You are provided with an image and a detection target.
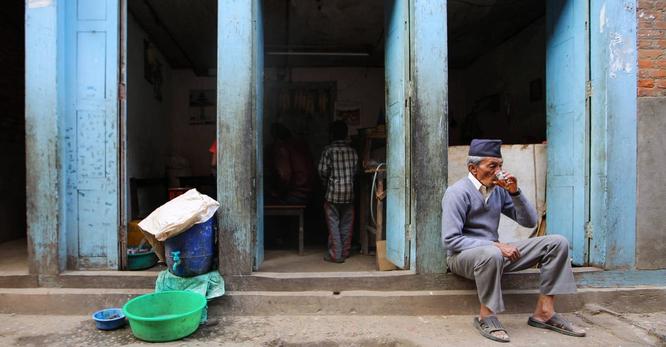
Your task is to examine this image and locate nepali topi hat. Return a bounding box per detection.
[469,139,502,158]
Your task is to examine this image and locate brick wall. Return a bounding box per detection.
[638,0,666,97]
[637,1,666,269]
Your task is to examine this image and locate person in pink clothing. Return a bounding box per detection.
[209,140,217,175]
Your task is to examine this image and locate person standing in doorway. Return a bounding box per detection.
[442,139,585,343]
[318,121,358,263]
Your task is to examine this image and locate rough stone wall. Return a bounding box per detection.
[0,2,26,243]
[636,0,666,269]
[638,0,666,97]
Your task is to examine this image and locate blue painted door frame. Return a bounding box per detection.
[25,0,62,275]
[243,0,414,271]
[385,0,411,269]
[253,0,265,270]
[589,0,637,269]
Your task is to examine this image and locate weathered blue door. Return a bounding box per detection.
[385,0,410,269]
[64,0,120,269]
[546,0,589,265]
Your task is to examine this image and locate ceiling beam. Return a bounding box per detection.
[143,0,205,74]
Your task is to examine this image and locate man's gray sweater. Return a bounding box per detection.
[441,177,538,256]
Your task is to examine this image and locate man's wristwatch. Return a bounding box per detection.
[509,189,521,197]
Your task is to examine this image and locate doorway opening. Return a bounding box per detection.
[447,0,548,244]
[448,0,546,146]
[0,1,27,274]
[123,0,218,270]
[259,0,387,272]
[448,0,591,265]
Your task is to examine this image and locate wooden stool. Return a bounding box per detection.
[264,205,306,255]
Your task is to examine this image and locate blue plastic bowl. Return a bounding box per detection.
[92,308,126,330]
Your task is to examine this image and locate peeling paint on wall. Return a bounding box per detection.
[600,3,606,33]
[28,0,53,9]
[609,33,634,78]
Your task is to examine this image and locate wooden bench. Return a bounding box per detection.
[264,205,306,256]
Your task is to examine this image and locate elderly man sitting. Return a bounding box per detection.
[441,139,585,343]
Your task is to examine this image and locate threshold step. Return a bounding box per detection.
[227,267,602,292]
[0,267,602,291]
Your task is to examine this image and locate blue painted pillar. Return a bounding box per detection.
[25,0,63,275]
[412,0,448,273]
[217,0,258,275]
[589,0,637,269]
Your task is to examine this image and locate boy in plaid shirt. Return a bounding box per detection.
[318,121,358,263]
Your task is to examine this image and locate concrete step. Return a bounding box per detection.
[0,272,37,288]
[213,286,666,316]
[0,267,603,291]
[0,288,151,315]
[2,268,663,317]
[0,271,158,289]
[1,286,664,316]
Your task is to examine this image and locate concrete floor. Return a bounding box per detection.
[0,238,166,274]
[0,238,28,274]
[0,310,663,346]
[0,239,380,273]
[260,247,377,272]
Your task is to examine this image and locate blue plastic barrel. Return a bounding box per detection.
[165,216,215,277]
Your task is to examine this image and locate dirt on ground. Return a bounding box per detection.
[0,308,664,347]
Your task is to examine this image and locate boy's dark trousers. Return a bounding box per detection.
[323,201,354,261]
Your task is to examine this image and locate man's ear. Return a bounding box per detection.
[468,164,477,175]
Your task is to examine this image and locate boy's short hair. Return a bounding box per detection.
[331,121,348,141]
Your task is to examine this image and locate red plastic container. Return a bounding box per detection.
[167,188,190,200]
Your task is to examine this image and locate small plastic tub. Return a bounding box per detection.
[92,308,126,330]
[127,248,158,270]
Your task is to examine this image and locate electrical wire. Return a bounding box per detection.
[369,162,385,226]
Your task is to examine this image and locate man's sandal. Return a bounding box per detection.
[527,313,586,337]
[473,316,510,343]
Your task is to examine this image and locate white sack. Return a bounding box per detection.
[138,188,219,241]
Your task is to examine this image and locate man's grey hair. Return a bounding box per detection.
[467,156,483,166]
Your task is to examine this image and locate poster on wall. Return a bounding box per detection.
[335,101,361,126]
[144,40,163,101]
[188,90,216,125]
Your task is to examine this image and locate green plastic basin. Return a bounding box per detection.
[123,291,206,342]
[126,249,157,270]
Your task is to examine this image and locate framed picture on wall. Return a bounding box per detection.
[188,90,216,125]
[144,40,163,100]
[335,101,361,126]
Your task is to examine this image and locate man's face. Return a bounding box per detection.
[469,157,503,187]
